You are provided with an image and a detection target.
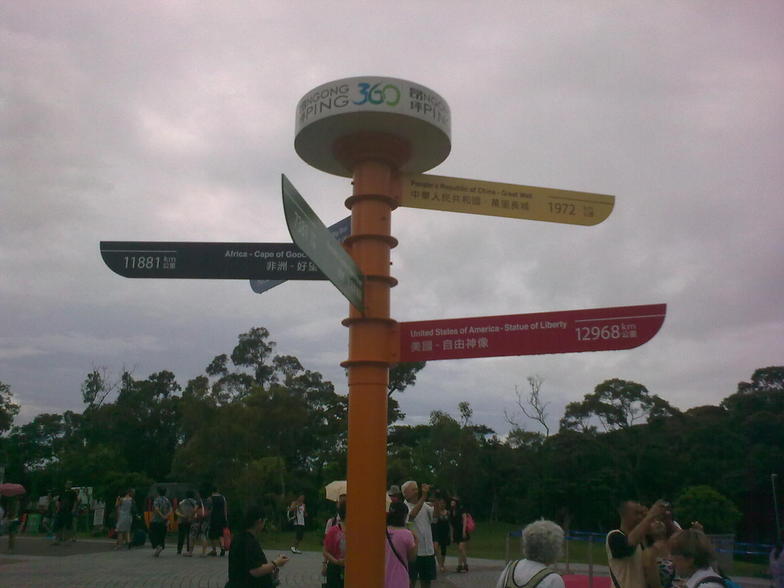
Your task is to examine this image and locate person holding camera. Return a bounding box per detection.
[606,499,667,588]
[226,506,289,588]
[402,481,437,588]
[644,500,685,588]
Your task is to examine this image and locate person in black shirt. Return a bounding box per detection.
[208,486,229,556]
[52,485,78,545]
[226,505,289,588]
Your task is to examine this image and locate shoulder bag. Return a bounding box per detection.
[386,529,409,572]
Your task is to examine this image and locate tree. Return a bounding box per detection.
[674,485,742,534]
[9,413,65,470]
[387,402,495,517]
[0,380,19,433]
[272,355,304,386]
[230,327,276,385]
[458,401,473,427]
[81,369,120,409]
[506,375,551,436]
[173,332,349,515]
[75,370,184,482]
[718,366,784,541]
[388,362,426,397]
[721,366,784,416]
[502,376,553,521]
[738,366,784,394]
[205,328,280,401]
[386,362,426,424]
[560,378,678,432]
[539,428,618,529]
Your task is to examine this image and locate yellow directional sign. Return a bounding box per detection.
[399,174,615,226]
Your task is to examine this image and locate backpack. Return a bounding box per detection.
[696,576,743,588]
[464,512,476,534]
[501,561,556,588]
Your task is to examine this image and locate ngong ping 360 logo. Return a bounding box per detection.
[298,80,401,124]
[352,82,401,106]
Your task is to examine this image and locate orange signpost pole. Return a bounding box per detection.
[293,77,452,585]
[102,75,661,586]
[337,133,409,586]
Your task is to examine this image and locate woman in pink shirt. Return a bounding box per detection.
[323,502,346,587]
[385,501,417,588]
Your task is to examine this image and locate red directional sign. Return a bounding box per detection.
[397,304,666,362]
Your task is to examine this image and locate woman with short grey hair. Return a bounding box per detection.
[496,520,566,588]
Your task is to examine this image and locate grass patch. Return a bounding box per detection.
[257,527,327,554]
[124,520,770,579]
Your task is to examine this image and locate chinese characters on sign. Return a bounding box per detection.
[100,241,327,280]
[398,304,666,362]
[250,216,351,294]
[399,174,615,226]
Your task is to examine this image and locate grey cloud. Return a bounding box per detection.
[2,1,782,433]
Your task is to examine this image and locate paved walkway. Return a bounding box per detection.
[0,537,770,588]
[0,536,507,587]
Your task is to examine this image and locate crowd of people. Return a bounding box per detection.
[0,482,82,552]
[112,485,230,557]
[604,498,757,588]
[366,481,473,587]
[5,483,783,588]
[495,499,784,588]
[223,479,474,588]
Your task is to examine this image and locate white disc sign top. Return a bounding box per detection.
[294,76,452,177]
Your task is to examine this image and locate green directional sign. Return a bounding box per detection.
[281,174,364,311]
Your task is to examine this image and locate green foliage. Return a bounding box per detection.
[674,485,742,533]
[100,471,153,503]
[230,326,275,384]
[230,457,287,526]
[0,380,20,433]
[9,332,782,546]
[81,370,109,408]
[387,362,427,423]
[560,378,679,432]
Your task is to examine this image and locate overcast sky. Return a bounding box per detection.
[2,1,782,436]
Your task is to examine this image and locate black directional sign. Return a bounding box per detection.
[100,241,327,280]
[250,216,351,294]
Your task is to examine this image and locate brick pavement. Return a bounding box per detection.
[0,537,508,587]
[0,538,769,588]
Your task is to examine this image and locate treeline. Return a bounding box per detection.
[0,327,781,542]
